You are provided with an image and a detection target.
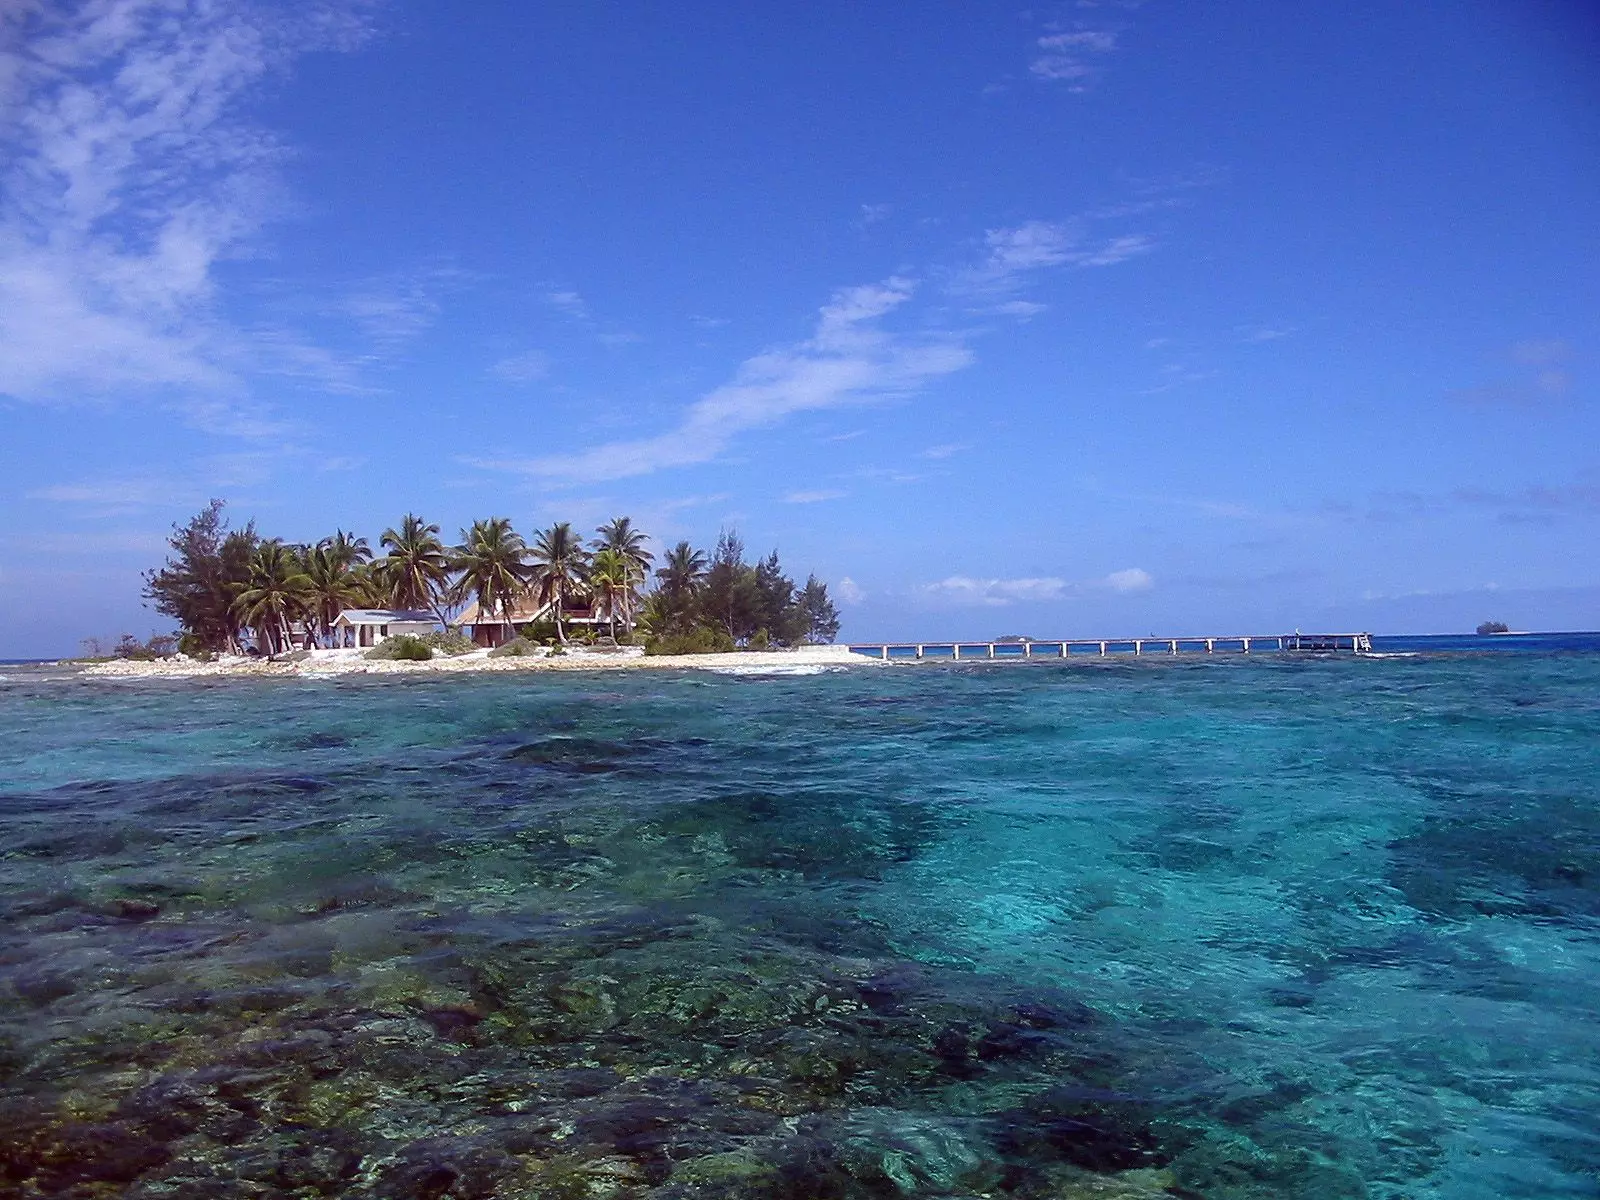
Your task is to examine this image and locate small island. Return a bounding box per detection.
[1476,621,1511,636]
[88,502,846,676]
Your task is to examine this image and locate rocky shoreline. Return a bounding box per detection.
[79,644,872,679]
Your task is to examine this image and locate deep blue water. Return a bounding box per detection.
[1,653,1597,1198]
[1372,631,1600,654]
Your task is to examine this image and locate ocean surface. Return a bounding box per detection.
[1,644,1597,1198]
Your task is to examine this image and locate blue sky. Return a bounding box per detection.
[2,0,1597,656]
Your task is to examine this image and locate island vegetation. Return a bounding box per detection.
[138,501,839,659]
[1475,620,1510,636]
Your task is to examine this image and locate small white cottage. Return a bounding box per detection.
[331,609,437,649]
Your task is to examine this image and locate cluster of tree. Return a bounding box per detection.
[78,633,179,661]
[643,530,839,650]
[1476,620,1510,635]
[142,501,840,655]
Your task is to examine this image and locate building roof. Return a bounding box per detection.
[457,595,552,625]
[332,609,437,626]
[457,596,607,625]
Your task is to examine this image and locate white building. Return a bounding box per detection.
[330,609,437,649]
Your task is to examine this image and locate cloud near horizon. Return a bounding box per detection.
[922,567,1154,606]
[922,576,1068,607]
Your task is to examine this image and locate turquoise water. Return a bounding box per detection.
[1,655,1597,1198]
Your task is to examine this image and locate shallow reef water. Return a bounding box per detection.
[0,654,1597,1198]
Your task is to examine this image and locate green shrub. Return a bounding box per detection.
[644,627,736,656]
[114,633,158,661]
[365,634,433,661]
[518,619,560,644]
[488,637,542,658]
[176,632,215,659]
[422,629,476,656]
[749,628,772,651]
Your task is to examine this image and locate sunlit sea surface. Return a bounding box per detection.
[2,642,1597,1198]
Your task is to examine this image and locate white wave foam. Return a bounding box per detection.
[696,663,845,676]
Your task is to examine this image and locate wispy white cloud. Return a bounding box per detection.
[957,220,1154,307]
[923,576,1068,607]
[854,465,926,485]
[1346,478,1600,527]
[920,566,1155,606]
[543,289,589,319]
[1448,371,1570,408]
[1103,567,1153,593]
[538,286,640,346]
[1237,324,1294,343]
[338,267,467,347]
[921,443,967,460]
[1449,338,1575,408]
[488,350,551,383]
[25,447,304,516]
[1081,478,1273,523]
[0,0,374,420]
[1070,233,1156,266]
[26,478,177,508]
[316,454,366,472]
[992,299,1047,318]
[471,208,1156,485]
[0,530,168,556]
[835,577,864,604]
[468,277,973,484]
[858,202,892,227]
[1030,27,1120,89]
[783,488,846,504]
[983,220,1081,273]
[1511,338,1570,366]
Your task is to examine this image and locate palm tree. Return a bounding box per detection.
[450,517,528,645]
[656,540,707,601]
[651,540,707,637]
[303,544,367,646]
[232,541,312,656]
[374,514,451,617]
[319,529,372,570]
[594,516,653,634]
[528,522,589,644]
[588,547,632,640]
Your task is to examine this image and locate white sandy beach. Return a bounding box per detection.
[80,643,874,679]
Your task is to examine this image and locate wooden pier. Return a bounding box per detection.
[848,632,1372,661]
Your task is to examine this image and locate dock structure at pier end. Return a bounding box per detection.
[848,632,1373,661]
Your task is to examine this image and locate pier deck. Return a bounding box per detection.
[848,632,1372,660]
